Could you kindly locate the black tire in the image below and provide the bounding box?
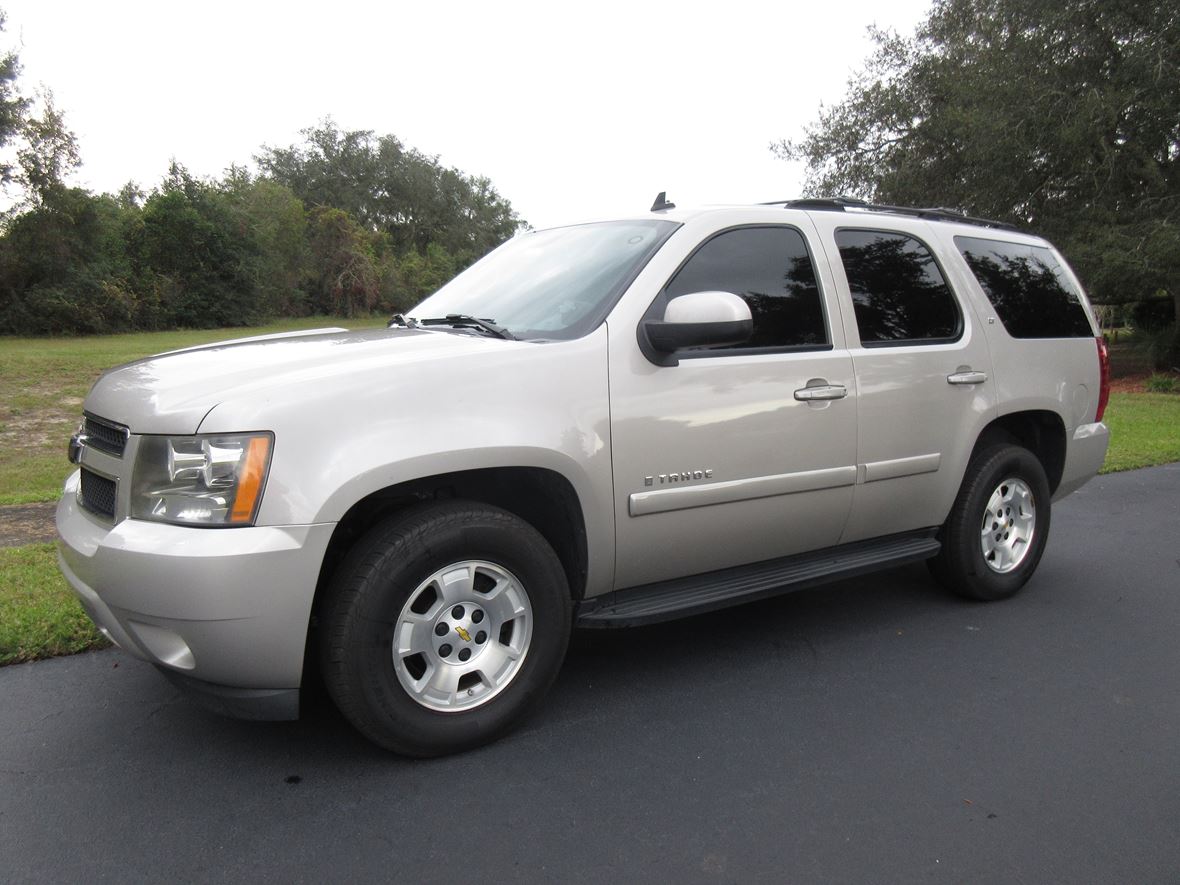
[320,500,571,756]
[929,444,1051,601]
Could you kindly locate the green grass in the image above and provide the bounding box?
[0,315,388,505]
[1100,392,1180,473]
[0,543,108,665]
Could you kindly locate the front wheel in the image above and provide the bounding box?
[929,444,1051,601]
[320,501,571,756]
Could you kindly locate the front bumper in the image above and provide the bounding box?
[56,470,335,718]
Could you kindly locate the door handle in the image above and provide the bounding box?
[794,384,847,401]
[947,371,988,385]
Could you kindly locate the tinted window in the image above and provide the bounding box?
[664,227,827,349]
[955,236,1093,338]
[835,229,961,345]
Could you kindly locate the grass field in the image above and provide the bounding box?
[1101,392,1180,472]
[0,321,1177,666]
[0,544,106,665]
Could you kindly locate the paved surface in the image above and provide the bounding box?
[3,464,1179,883]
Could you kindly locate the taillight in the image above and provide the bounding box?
[1095,336,1111,422]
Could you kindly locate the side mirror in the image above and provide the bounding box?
[642,291,753,357]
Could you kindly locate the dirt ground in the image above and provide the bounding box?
[0,502,58,548]
[1109,372,1167,393]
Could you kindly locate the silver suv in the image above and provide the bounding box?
[57,196,1111,755]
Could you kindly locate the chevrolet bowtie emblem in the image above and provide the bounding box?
[455,626,472,642]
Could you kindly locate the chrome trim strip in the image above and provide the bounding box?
[629,465,857,517]
[861,452,941,483]
[77,445,123,480]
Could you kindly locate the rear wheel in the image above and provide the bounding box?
[929,444,1051,601]
[320,501,571,755]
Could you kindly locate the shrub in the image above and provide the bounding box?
[1130,297,1175,333]
[1145,373,1178,394]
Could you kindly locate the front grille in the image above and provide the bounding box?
[83,414,129,457]
[79,468,117,518]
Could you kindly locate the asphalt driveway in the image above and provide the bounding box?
[3,464,1179,883]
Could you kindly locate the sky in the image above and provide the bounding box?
[2,0,932,230]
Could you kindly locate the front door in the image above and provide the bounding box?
[608,221,859,589]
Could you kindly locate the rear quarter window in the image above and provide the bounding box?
[954,236,1093,338]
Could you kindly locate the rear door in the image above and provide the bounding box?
[608,217,858,589]
[808,214,997,542]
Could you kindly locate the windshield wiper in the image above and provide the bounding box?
[413,314,516,340]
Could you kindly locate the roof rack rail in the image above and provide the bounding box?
[771,197,1017,231]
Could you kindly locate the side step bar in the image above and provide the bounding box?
[576,531,940,628]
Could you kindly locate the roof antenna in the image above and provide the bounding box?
[650,191,676,212]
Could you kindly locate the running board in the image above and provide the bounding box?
[576,531,940,628]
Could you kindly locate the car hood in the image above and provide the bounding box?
[83,326,509,433]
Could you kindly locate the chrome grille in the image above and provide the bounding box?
[79,468,117,518]
[83,414,129,457]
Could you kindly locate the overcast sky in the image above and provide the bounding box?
[3,0,931,229]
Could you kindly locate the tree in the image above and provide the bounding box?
[257,120,524,263]
[306,207,379,317]
[0,188,139,333]
[0,9,109,333]
[776,0,1180,367]
[16,91,81,207]
[220,169,311,316]
[0,10,81,210]
[133,163,262,327]
[0,9,27,188]
[389,241,458,310]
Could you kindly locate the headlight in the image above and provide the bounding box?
[130,433,273,526]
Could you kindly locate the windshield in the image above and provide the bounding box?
[409,220,678,340]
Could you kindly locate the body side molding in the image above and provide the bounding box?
[628,464,857,517]
[861,452,941,483]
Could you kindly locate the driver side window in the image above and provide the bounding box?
[664,226,829,350]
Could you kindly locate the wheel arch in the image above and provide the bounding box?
[310,465,589,613]
[971,409,1067,494]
